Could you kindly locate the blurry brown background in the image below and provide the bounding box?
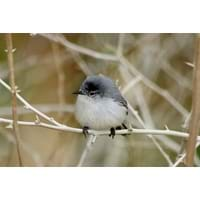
[0,33,198,166]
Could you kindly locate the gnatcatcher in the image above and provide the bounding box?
[73,75,128,138]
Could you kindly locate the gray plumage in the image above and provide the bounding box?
[74,75,128,130]
[80,75,128,109]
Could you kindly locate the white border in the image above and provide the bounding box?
[0,168,199,200]
[1,0,200,32]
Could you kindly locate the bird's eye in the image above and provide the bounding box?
[89,91,96,96]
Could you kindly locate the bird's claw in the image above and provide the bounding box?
[109,127,115,139]
[82,126,89,138]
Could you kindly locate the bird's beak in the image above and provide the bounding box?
[72,90,84,95]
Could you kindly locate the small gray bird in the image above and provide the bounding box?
[73,75,128,138]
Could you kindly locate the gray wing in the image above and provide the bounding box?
[96,75,128,110]
[111,88,128,111]
[114,93,128,110]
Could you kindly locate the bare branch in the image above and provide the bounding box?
[119,56,189,118]
[0,78,63,127]
[161,62,192,90]
[0,104,74,116]
[185,35,200,166]
[40,33,118,62]
[5,33,23,166]
[173,142,200,167]
[77,135,96,167]
[117,33,125,56]
[0,129,43,166]
[173,153,186,167]
[118,34,173,166]
[121,76,142,95]
[148,135,173,166]
[134,86,173,166]
[1,118,200,141]
[185,62,195,68]
[70,51,93,75]
[51,42,66,120]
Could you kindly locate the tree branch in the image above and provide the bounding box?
[5,33,23,166]
[0,78,63,127]
[77,135,97,166]
[40,34,118,62]
[1,118,200,141]
[119,56,189,118]
[185,35,200,166]
[0,104,74,116]
[51,42,66,121]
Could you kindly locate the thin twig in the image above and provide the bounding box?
[41,33,189,120]
[5,33,23,166]
[173,142,200,167]
[1,118,200,141]
[70,51,93,75]
[121,76,142,95]
[118,34,173,166]
[117,33,125,57]
[148,135,173,166]
[40,33,118,62]
[173,153,186,167]
[77,135,96,167]
[51,42,66,120]
[0,129,43,166]
[119,56,189,118]
[46,34,93,75]
[47,43,67,165]
[185,62,195,68]
[0,78,63,127]
[185,35,200,166]
[0,104,74,116]
[161,61,192,90]
[116,34,188,157]
[116,34,188,117]
[134,86,173,166]
[121,69,180,153]
[127,103,145,128]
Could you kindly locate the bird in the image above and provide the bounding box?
[73,74,128,138]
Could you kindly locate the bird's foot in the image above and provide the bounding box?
[116,124,128,136]
[116,126,122,130]
[109,127,115,139]
[82,126,89,138]
[122,123,127,129]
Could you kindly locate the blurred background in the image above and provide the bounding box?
[0,33,199,166]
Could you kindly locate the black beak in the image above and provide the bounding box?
[72,90,84,95]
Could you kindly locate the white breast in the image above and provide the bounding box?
[75,95,127,130]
